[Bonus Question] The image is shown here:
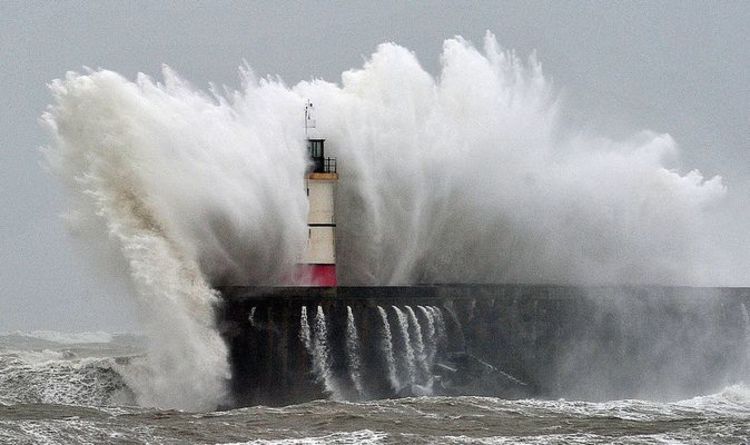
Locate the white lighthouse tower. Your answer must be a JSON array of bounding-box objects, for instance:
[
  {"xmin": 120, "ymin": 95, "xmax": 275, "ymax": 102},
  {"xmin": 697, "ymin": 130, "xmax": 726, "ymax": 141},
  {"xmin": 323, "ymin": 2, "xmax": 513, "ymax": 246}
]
[{"xmin": 294, "ymin": 101, "xmax": 338, "ymax": 286}]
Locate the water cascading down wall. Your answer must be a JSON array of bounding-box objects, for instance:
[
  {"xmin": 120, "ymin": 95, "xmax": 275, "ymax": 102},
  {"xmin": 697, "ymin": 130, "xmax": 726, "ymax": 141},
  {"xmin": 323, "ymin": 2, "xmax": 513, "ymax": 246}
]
[{"xmin": 217, "ymin": 285, "xmax": 750, "ymax": 407}]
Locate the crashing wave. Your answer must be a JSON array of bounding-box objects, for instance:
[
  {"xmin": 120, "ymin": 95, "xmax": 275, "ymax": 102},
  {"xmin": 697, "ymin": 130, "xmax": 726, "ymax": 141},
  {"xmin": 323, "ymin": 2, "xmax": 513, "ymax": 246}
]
[
  {"xmin": 43, "ymin": 33, "xmax": 731, "ymax": 410},
  {"xmin": 0, "ymin": 351, "xmax": 137, "ymax": 406}
]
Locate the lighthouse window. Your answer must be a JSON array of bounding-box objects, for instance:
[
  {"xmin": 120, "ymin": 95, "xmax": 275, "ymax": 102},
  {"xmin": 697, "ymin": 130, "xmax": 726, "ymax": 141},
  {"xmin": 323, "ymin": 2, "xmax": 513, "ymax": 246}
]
[{"xmin": 308, "ymin": 140, "xmax": 324, "ymax": 158}]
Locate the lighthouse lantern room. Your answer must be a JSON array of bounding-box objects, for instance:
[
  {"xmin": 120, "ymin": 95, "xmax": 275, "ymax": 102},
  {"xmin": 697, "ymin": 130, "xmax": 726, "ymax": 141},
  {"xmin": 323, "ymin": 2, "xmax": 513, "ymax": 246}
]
[{"xmin": 295, "ymin": 101, "xmax": 338, "ymax": 286}]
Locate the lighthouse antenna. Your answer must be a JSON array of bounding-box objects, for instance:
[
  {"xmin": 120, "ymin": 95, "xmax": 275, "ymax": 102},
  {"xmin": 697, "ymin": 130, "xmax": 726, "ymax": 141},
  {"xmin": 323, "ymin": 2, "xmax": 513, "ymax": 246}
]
[{"xmin": 304, "ymin": 99, "xmax": 316, "ymax": 138}]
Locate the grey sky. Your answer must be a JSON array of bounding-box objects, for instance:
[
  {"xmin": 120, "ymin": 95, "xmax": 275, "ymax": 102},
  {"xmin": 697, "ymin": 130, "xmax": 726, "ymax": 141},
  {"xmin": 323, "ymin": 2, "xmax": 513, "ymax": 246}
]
[{"xmin": 1, "ymin": 1, "xmax": 748, "ymax": 332}]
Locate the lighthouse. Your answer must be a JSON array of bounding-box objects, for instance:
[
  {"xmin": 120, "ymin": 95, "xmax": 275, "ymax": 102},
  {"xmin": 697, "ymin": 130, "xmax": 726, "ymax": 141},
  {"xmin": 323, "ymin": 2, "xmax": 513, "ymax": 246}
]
[{"xmin": 295, "ymin": 101, "xmax": 337, "ymax": 286}]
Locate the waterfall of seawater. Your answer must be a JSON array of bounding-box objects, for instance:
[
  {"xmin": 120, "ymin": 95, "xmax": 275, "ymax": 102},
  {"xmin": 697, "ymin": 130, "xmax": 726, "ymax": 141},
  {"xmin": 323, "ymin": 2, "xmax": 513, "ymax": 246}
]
[
  {"xmin": 313, "ymin": 306, "xmax": 342, "ymax": 399},
  {"xmin": 346, "ymin": 306, "xmax": 365, "ymax": 399},
  {"xmin": 302, "ymin": 305, "xmax": 446, "ymax": 398},
  {"xmin": 445, "ymin": 305, "xmax": 466, "ymax": 350},
  {"xmin": 418, "ymin": 306, "xmax": 438, "ymax": 367},
  {"xmin": 406, "ymin": 306, "xmax": 430, "ymax": 387},
  {"xmin": 430, "ymin": 306, "xmax": 448, "ymax": 348},
  {"xmin": 248, "ymin": 306, "xmax": 257, "ymax": 328},
  {"xmin": 378, "ymin": 306, "xmax": 400, "ymax": 391},
  {"xmin": 300, "ymin": 306, "xmax": 312, "ymax": 351},
  {"xmin": 429, "ymin": 307, "xmax": 448, "ymax": 352},
  {"xmin": 300, "ymin": 306, "xmax": 342, "ymax": 399},
  {"xmin": 393, "ymin": 306, "xmax": 417, "ymax": 386}
]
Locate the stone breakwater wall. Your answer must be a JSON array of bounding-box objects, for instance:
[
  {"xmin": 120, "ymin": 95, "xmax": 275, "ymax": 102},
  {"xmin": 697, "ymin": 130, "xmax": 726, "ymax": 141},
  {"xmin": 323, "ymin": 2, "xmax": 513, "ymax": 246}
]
[{"xmin": 217, "ymin": 285, "xmax": 750, "ymax": 407}]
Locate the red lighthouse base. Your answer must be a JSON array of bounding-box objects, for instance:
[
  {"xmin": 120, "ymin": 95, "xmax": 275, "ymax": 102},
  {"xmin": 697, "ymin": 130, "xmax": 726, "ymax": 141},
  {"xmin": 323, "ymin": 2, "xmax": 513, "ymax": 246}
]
[{"xmin": 288, "ymin": 264, "xmax": 337, "ymax": 287}]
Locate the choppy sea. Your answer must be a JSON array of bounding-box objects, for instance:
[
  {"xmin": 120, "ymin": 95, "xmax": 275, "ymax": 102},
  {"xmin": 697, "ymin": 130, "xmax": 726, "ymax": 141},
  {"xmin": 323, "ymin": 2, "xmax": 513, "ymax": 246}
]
[{"xmin": 1, "ymin": 331, "xmax": 749, "ymax": 444}]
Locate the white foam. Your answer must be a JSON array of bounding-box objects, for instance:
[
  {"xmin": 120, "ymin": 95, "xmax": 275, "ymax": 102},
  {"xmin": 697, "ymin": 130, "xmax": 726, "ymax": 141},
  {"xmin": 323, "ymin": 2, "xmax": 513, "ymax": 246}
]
[
  {"xmin": 673, "ymin": 384, "xmax": 750, "ymax": 417},
  {"xmin": 0, "ymin": 418, "xmax": 164, "ymax": 445},
  {"xmin": 436, "ymin": 433, "xmax": 687, "ymax": 444},
  {"xmin": 445, "ymin": 384, "xmax": 750, "ymax": 422},
  {"xmin": 0, "ymin": 353, "xmax": 135, "ymax": 406},
  {"xmin": 217, "ymin": 430, "xmax": 387, "ymax": 445}
]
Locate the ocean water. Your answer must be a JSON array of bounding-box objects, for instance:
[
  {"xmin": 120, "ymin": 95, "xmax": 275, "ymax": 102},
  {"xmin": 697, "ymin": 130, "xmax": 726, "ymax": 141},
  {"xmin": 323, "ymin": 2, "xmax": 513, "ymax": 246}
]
[{"xmin": 1, "ymin": 332, "xmax": 749, "ymax": 444}]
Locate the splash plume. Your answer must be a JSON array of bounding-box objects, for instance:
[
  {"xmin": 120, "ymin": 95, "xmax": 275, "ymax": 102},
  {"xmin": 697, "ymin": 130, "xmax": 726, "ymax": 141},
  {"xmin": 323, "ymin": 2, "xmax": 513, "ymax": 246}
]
[{"xmin": 43, "ymin": 33, "xmax": 726, "ymax": 409}]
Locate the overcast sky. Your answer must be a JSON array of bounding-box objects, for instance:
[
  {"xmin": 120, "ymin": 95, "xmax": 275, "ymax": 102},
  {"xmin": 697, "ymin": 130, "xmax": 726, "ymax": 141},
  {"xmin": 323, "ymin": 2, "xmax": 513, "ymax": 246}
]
[{"xmin": 1, "ymin": 1, "xmax": 748, "ymax": 332}]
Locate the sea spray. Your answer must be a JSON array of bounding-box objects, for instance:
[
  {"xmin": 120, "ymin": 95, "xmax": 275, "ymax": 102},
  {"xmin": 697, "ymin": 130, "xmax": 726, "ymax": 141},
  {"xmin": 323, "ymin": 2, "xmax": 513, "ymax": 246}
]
[
  {"xmin": 42, "ymin": 68, "xmax": 312, "ymax": 409},
  {"xmin": 43, "ymin": 33, "xmax": 732, "ymax": 408},
  {"xmin": 321, "ymin": 34, "xmax": 726, "ymax": 286},
  {"xmin": 346, "ymin": 306, "xmax": 365, "ymax": 398},
  {"xmin": 392, "ymin": 306, "xmax": 417, "ymax": 385},
  {"xmin": 47, "ymin": 35, "xmax": 728, "ymax": 288},
  {"xmin": 377, "ymin": 306, "xmax": 400, "ymax": 391},
  {"xmin": 43, "ymin": 74, "xmax": 231, "ymax": 409}
]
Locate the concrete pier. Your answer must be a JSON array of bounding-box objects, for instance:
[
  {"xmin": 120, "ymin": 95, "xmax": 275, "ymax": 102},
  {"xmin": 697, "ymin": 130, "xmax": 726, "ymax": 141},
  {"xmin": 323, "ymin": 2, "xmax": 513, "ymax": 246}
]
[{"xmin": 217, "ymin": 285, "xmax": 750, "ymax": 407}]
